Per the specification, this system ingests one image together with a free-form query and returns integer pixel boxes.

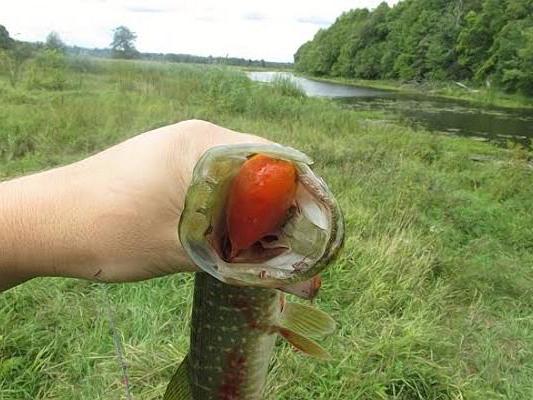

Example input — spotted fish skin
[188,273,281,400]
[163,273,337,400]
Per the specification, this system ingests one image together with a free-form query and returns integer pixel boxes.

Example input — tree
[294,0,533,93]
[0,24,14,49]
[516,27,533,95]
[45,31,66,52]
[456,0,506,80]
[110,26,138,59]
[293,0,533,94]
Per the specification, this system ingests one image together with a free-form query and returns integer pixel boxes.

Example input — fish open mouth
[221,232,290,264]
[178,144,344,288]
[211,202,296,264]
[210,210,323,300]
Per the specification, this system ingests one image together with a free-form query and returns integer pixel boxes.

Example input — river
[248,71,533,148]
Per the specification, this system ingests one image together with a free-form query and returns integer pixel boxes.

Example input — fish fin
[163,354,193,400]
[276,327,332,360]
[279,276,322,299]
[279,302,336,338]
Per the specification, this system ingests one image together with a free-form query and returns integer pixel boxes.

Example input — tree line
[294,0,533,95]
[0,24,291,72]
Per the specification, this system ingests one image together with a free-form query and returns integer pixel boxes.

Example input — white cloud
[296,16,335,27]
[1,0,399,62]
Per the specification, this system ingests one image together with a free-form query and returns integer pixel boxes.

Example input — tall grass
[271,75,306,98]
[0,57,532,399]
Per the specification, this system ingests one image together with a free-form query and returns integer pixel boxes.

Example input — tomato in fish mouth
[222,154,298,262]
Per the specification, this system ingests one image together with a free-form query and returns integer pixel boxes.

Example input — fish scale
[164,273,336,400]
[188,273,281,400]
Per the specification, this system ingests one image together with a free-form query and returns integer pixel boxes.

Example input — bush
[0,44,34,87]
[25,49,68,90]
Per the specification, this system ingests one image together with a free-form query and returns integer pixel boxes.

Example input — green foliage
[483,21,533,94]
[295,9,370,76]
[295,0,533,95]
[0,44,73,96]
[0,43,35,87]
[110,26,139,59]
[45,31,66,53]
[0,24,14,50]
[25,49,68,90]
[0,60,532,399]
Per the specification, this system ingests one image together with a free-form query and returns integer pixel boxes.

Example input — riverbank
[1,60,532,399]
[236,65,293,73]
[300,73,533,110]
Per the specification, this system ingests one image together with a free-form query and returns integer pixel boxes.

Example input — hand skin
[0,120,269,292]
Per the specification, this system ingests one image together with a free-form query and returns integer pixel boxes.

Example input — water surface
[248,71,533,147]
[248,71,386,98]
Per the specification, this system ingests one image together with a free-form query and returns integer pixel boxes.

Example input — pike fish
[164,144,344,400]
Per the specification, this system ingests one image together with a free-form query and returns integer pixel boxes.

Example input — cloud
[242,12,267,21]
[126,6,172,13]
[296,16,333,26]
[195,15,217,22]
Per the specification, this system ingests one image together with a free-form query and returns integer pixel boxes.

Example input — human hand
[0,120,269,290]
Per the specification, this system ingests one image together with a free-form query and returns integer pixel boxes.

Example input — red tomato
[226,154,297,258]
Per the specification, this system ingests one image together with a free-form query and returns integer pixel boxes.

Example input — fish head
[178,143,344,289]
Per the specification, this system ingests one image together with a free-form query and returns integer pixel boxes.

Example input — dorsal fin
[276,327,332,360]
[163,355,193,400]
[279,303,336,338]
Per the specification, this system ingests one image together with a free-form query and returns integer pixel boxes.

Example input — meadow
[0,55,532,399]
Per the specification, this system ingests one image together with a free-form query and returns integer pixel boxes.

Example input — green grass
[1,57,532,399]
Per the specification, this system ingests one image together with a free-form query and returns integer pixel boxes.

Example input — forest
[294,0,533,95]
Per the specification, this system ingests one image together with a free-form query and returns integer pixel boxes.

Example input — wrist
[0,165,99,288]
[0,179,38,290]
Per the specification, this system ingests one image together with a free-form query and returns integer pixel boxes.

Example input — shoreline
[295,73,533,110]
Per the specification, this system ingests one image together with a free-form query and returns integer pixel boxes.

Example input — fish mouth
[211,215,324,299]
[178,143,345,288]
[210,203,296,265]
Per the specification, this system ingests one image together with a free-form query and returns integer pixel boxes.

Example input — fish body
[164,273,334,400]
[168,273,281,400]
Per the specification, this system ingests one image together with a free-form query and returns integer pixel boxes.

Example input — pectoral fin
[279,303,336,338]
[277,327,332,360]
[163,355,192,400]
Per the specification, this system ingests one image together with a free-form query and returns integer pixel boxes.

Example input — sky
[1,0,399,62]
